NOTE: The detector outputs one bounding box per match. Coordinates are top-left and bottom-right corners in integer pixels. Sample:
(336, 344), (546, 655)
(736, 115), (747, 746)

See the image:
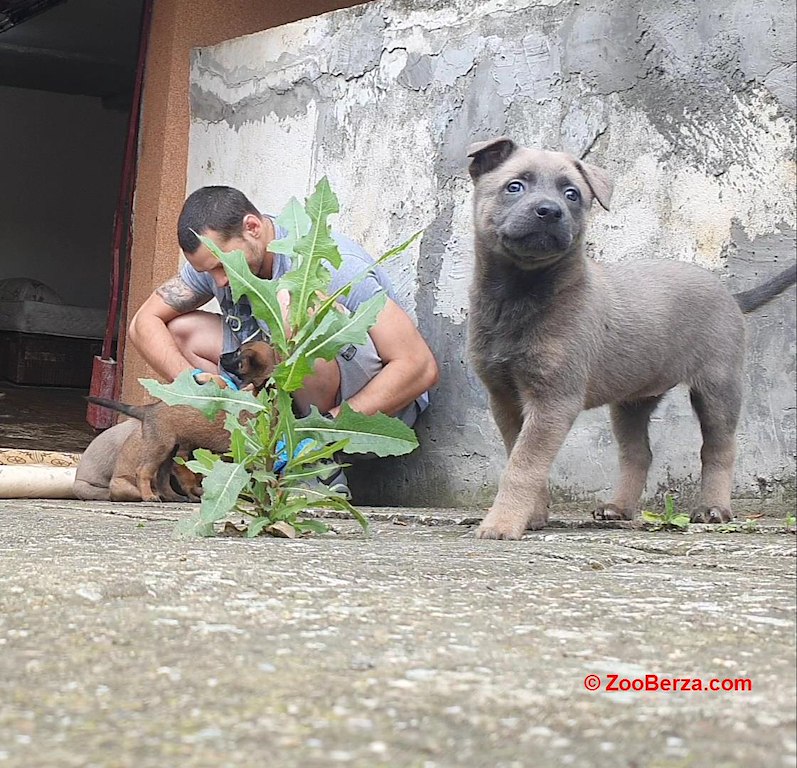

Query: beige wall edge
(122, 0), (366, 403)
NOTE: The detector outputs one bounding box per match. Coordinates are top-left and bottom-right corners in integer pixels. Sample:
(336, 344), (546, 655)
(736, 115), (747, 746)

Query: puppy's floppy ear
(574, 159), (613, 211)
(467, 137), (517, 180)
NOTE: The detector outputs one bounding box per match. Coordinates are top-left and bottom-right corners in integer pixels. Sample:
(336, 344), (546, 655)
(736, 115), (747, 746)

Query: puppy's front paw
(475, 507), (545, 540)
(593, 503), (634, 521)
(690, 505), (732, 524)
(475, 523), (524, 540)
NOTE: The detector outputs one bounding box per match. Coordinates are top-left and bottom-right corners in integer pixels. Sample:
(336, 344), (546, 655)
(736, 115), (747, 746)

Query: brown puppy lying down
(466, 138), (797, 539)
(79, 340), (277, 503)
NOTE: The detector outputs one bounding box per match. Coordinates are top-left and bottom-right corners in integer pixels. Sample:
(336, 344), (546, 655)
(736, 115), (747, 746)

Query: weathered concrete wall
(187, 0), (796, 507)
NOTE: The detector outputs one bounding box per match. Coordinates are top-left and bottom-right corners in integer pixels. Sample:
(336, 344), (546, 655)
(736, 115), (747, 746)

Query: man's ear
(574, 159), (613, 211)
(467, 137), (517, 180)
(242, 213), (263, 238)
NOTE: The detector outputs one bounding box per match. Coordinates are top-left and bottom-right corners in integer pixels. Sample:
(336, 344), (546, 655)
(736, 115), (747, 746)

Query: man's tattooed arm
(155, 276), (210, 313)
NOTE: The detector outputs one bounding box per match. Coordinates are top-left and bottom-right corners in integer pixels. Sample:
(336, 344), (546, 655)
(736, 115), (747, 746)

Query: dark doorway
(0, 0), (145, 461)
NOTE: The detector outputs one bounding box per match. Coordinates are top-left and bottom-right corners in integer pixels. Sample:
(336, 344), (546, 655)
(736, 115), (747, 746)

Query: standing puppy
(467, 137), (796, 540)
(87, 339), (278, 502)
(74, 418), (200, 502)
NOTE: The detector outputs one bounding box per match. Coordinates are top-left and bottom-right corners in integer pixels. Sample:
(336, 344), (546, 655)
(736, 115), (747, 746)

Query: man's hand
(192, 370), (239, 390)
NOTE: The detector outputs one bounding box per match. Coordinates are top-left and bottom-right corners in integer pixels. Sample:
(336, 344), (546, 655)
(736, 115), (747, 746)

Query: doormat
(0, 448), (80, 467)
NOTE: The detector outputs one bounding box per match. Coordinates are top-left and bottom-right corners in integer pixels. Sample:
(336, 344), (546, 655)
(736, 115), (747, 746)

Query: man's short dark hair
(177, 186), (262, 254)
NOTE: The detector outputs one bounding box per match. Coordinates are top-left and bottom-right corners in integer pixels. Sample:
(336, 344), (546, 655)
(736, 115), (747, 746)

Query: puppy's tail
(86, 396), (150, 422)
(734, 263), (797, 313)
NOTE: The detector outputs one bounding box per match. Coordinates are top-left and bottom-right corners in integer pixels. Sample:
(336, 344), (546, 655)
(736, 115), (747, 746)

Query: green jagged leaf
(251, 468), (278, 484)
(141, 371), (265, 420)
(282, 461), (345, 484)
(271, 356), (315, 394)
(246, 516), (274, 538)
(290, 230), (422, 351)
(212, 246), (289, 355)
(301, 292), (386, 362)
(670, 514), (690, 529)
(375, 229), (423, 263)
(229, 424), (249, 464)
(275, 389), (297, 465)
(664, 494), (676, 519)
(224, 412), (263, 460)
(279, 484), (342, 513)
(193, 448), (219, 467)
(280, 177), (342, 329)
(249, 481), (269, 508)
(180, 448), (223, 477)
(294, 403), (418, 457)
(280, 487), (368, 532)
(270, 504), (308, 524)
(278, 261), (333, 332)
(326, 494), (369, 531)
(641, 510), (663, 524)
(285, 439), (350, 469)
(299, 176), (341, 269)
(293, 519), (330, 534)
(269, 197), (312, 255)
(274, 293), (386, 392)
(197, 460), (250, 529)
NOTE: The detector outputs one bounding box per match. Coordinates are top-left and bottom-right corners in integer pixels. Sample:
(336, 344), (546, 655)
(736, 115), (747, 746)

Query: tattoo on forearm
(156, 277), (207, 312)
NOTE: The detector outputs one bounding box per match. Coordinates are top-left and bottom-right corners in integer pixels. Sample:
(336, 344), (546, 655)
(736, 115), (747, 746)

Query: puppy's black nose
(534, 202), (562, 219)
(219, 350), (241, 371)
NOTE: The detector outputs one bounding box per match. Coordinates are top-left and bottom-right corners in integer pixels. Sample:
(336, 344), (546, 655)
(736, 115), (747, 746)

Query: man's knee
(293, 358), (342, 416)
(167, 311), (223, 367)
(166, 313), (196, 350)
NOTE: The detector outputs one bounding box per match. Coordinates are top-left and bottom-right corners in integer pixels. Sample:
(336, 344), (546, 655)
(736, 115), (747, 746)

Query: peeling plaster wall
(188, 0), (796, 507)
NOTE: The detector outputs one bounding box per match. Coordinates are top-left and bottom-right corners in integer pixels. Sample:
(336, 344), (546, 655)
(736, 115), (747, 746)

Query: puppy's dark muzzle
(219, 349), (242, 375)
(499, 223), (573, 258)
(499, 198), (572, 253)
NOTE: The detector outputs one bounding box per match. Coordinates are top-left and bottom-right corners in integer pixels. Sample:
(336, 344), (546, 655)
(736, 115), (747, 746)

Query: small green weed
(641, 494), (690, 532)
(143, 178), (421, 538)
(741, 518), (760, 534)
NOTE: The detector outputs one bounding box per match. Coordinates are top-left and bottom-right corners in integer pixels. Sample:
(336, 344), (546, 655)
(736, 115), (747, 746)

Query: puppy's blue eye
(564, 188), (580, 202)
(506, 180), (525, 194)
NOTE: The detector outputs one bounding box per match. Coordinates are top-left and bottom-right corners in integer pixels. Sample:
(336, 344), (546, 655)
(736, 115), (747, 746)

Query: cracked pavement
(0, 499), (795, 767)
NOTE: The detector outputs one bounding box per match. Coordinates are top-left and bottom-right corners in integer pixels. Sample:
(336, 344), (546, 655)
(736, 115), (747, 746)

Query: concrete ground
(0, 498), (795, 768)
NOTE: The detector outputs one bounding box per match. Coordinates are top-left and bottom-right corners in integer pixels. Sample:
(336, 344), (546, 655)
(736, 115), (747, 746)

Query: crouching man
(128, 186), (439, 492)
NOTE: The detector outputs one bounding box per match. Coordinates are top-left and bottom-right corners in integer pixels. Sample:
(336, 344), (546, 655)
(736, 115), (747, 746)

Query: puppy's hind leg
(689, 379), (741, 524)
(136, 433), (178, 502)
(595, 396), (663, 521)
(137, 457), (168, 502)
(110, 476), (142, 502)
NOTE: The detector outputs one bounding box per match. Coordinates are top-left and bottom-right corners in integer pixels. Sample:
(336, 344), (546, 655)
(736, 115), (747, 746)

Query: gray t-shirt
(180, 217), (429, 412)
